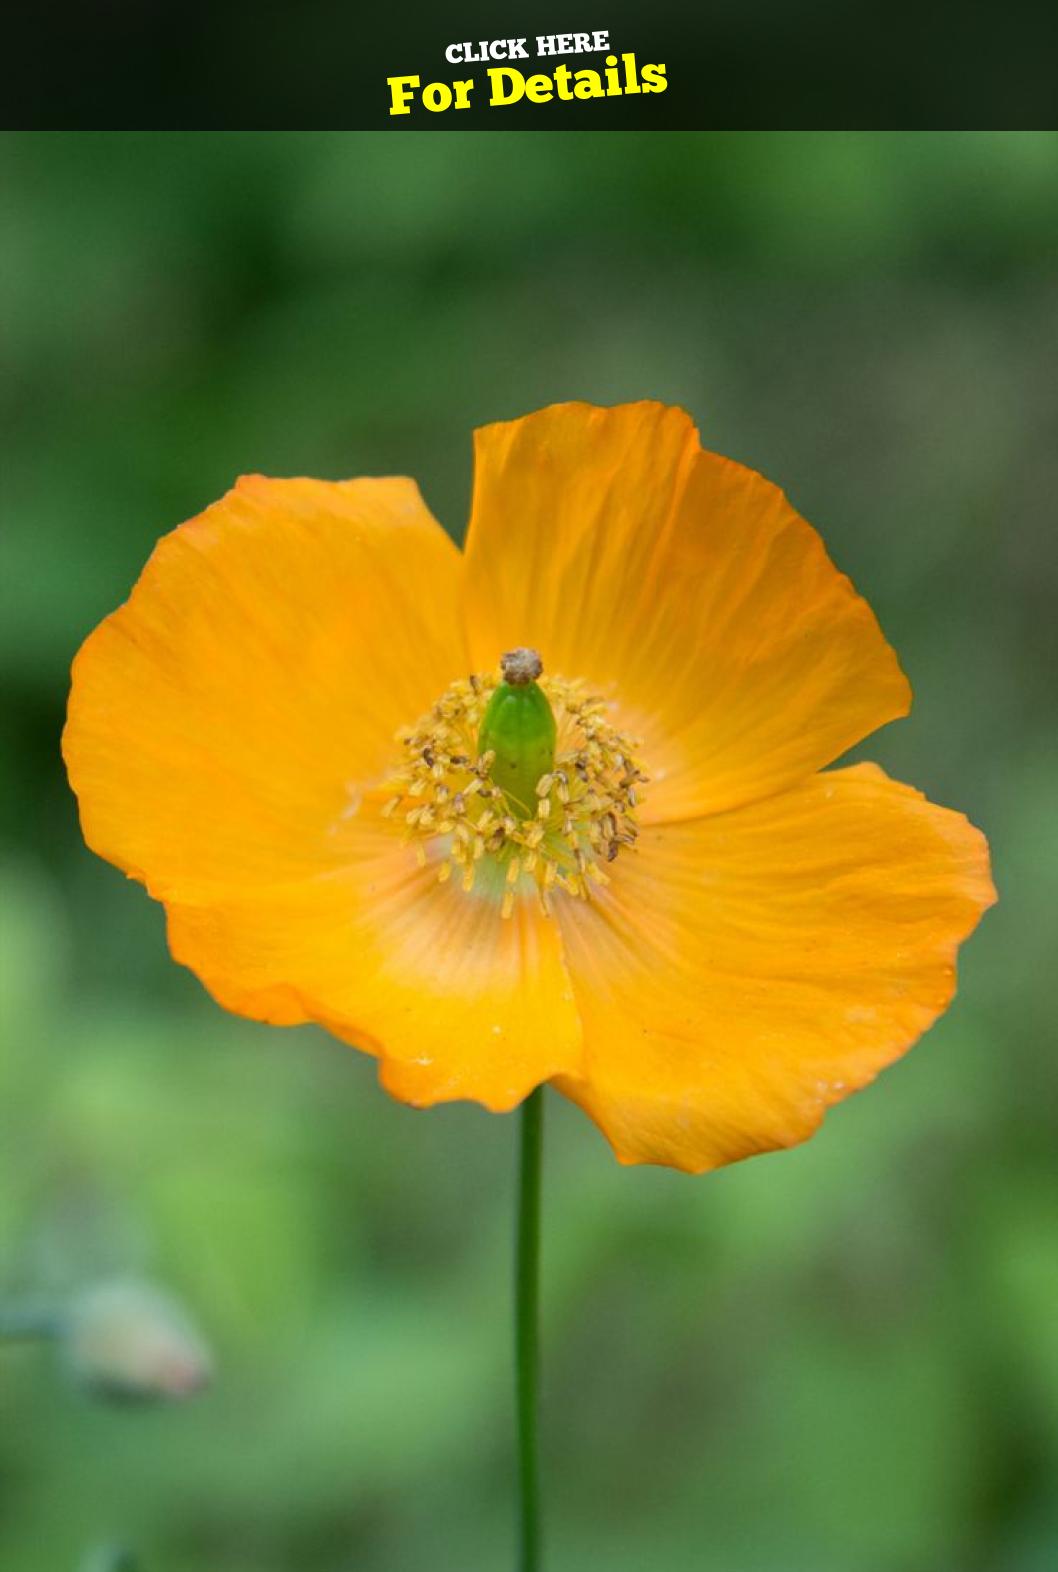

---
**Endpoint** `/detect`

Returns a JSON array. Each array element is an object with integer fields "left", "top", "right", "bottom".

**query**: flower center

[{"left": 382, "top": 649, "right": 646, "bottom": 918}]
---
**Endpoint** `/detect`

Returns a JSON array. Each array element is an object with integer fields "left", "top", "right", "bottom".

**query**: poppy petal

[
  {"left": 164, "top": 805, "right": 582, "bottom": 1111},
  {"left": 461, "top": 402, "right": 910, "bottom": 823},
  {"left": 552, "top": 764, "right": 996, "bottom": 1173},
  {"left": 64, "top": 475, "right": 467, "bottom": 903}
]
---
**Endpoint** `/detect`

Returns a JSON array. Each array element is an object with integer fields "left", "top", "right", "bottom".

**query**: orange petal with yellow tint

[
  {"left": 64, "top": 475, "right": 466, "bottom": 903},
  {"left": 165, "top": 802, "right": 582, "bottom": 1110},
  {"left": 461, "top": 402, "right": 910, "bottom": 822},
  {"left": 62, "top": 469, "right": 581, "bottom": 1107},
  {"left": 552, "top": 764, "right": 995, "bottom": 1174}
]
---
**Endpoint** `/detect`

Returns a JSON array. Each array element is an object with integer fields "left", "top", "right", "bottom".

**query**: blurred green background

[{"left": 1, "top": 132, "right": 1055, "bottom": 1572}]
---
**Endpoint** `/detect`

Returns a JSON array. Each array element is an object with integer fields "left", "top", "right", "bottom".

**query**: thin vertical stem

[{"left": 515, "top": 1086, "right": 544, "bottom": 1572}]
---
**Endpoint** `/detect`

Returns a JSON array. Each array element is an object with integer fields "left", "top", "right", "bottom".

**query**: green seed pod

[{"left": 478, "top": 649, "right": 557, "bottom": 818}]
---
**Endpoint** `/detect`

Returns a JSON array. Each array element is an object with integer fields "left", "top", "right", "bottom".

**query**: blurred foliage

[{"left": 1, "top": 132, "right": 1056, "bottom": 1571}]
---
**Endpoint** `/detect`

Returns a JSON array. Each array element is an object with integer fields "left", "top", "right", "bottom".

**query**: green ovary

[{"left": 478, "top": 680, "right": 557, "bottom": 819}]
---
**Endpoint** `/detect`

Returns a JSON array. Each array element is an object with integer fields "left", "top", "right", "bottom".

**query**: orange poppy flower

[{"left": 63, "top": 401, "right": 995, "bottom": 1174}]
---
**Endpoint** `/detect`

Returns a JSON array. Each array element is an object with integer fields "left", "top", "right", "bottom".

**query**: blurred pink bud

[{"left": 65, "top": 1279, "right": 213, "bottom": 1403}]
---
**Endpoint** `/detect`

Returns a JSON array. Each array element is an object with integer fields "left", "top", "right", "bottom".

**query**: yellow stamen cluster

[{"left": 382, "top": 672, "right": 646, "bottom": 917}]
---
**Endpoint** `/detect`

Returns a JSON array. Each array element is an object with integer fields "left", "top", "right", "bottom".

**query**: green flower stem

[{"left": 515, "top": 1086, "right": 545, "bottom": 1572}]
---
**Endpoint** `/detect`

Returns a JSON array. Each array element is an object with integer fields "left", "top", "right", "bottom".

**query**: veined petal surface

[
  {"left": 165, "top": 803, "right": 582, "bottom": 1110},
  {"left": 552, "top": 765, "right": 996, "bottom": 1173},
  {"left": 64, "top": 470, "right": 581, "bottom": 1104},
  {"left": 461, "top": 402, "right": 911, "bottom": 822},
  {"left": 64, "top": 475, "right": 466, "bottom": 903}
]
